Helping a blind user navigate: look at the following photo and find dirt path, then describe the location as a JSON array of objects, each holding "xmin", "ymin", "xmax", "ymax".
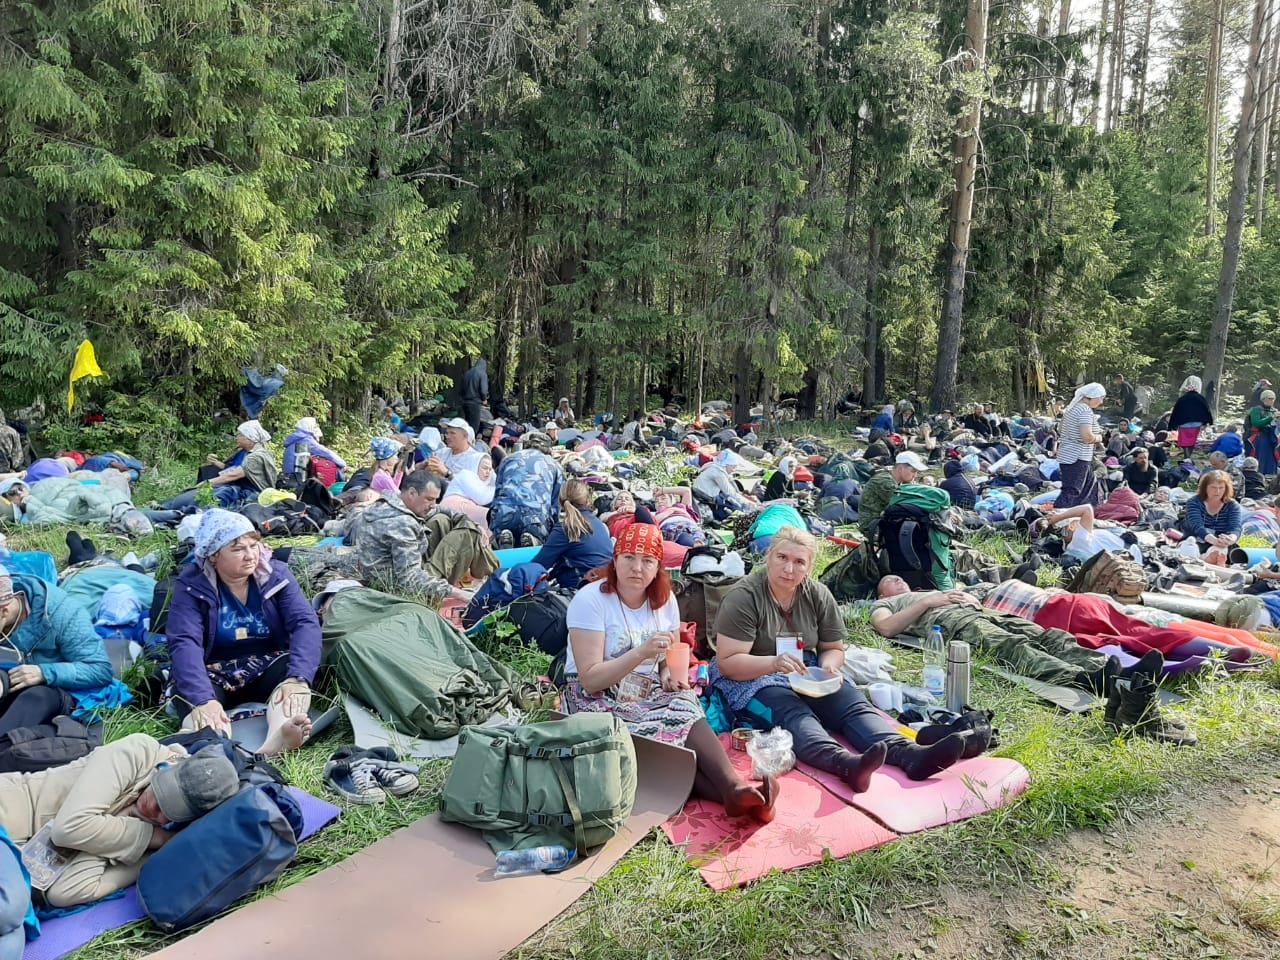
[{"xmin": 842, "ymin": 775, "xmax": 1280, "ymax": 960}]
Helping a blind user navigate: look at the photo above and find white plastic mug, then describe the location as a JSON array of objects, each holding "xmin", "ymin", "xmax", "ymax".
[{"xmin": 868, "ymin": 682, "xmax": 903, "ymax": 712}]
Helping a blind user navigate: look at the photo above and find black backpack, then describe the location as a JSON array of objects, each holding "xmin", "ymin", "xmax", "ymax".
[
  {"xmin": 237, "ymin": 499, "xmax": 325, "ymax": 537},
  {"xmin": 159, "ymin": 728, "xmax": 289, "ymax": 790},
  {"xmin": 0, "ymin": 716, "xmax": 101, "ymax": 773},
  {"xmin": 875, "ymin": 502, "xmax": 944, "ymax": 590},
  {"xmin": 504, "ymin": 591, "xmax": 572, "ymax": 657}
]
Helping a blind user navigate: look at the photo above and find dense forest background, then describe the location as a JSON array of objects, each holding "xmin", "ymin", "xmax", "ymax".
[{"xmin": 2, "ymin": 0, "xmax": 1279, "ymax": 429}]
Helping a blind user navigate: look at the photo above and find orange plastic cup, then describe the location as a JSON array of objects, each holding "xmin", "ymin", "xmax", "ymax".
[{"xmin": 665, "ymin": 642, "xmax": 691, "ymax": 678}]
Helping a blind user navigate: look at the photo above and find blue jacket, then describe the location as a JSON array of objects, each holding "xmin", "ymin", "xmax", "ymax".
[
  {"xmin": 532, "ymin": 512, "xmax": 613, "ymax": 590},
  {"xmin": 165, "ymin": 559, "xmax": 322, "ymax": 706},
  {"xmin": 1, "ymin": 574, "xmax": 111, "ymax": 690},
  {"xmin": 1210, "ymin": 433, "xmax": 1244, "ymax": 458},
  {"xmin": 282, "ymin": 429, "xmax": 348, "ymax": 475}
]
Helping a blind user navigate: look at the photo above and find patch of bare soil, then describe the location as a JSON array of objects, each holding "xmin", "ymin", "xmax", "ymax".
[{"xmin": 835, "ymin": 772, "xmax": 1280, "ymax": 960}]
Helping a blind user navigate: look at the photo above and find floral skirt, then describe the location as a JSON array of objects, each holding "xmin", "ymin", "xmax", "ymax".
[{"xmin": 562, "ymin": 681, "xmax": 702, "ymax": 745}]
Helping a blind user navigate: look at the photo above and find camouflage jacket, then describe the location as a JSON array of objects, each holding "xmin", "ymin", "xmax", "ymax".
[
  {"xmin": 0, "ymin": 417, "xmax": 21, "ymax": 474},
  {"xmin": 342, "ymin": 495, "xmax": 452, "ymax": 599}
]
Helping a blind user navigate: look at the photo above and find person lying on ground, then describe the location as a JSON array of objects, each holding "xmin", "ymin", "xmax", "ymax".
[
  {"xmin": 154, "ymin": 420, "xmax": 279, "ymax": 512},
  {"xmin": 1180, "ymin": 470, "xmax": 1242, "ymax": 550},
  {"xmin": 282, "ymin": 416, "xmax": 347, "ymax": 484},
  {"xmin": 532, "ymin": 479, "xmax": 613, "ymax": 590},
  {"xmin": 1, "ymin": 823, "xmax": 34, "ymax": 960},
  {"xmin": 427, "ymin": 419, "xmax": 484, "ymax": 478},
  {"xmin": 166, "ymin": 510, "xmax": 318, "ymax": 755},
  {"xmin": 857, "ymin": 451, "xmax": 927, "ymax": 536},
  {"xmin": 0, "ymin": 733, "xmax": 238, "ymax": 908},
  {"xmin": 978, "ymin": 577, "xmax": 1256, "ymax": 662},
  {"xmin": 648, "ymin": 486, "xmax": 708, "ymax": 546},
  {"xmin": 0, "ymin": 564, "xmax": 112, "ymax": 738},
  {"xmin": 870, "ymin": 574, "xmax": 1121, "ymax": 691},
  {"xmin": 564, "ymin": 524, "xmax": 777, "ymax": 822},
  {"xmin": 712, "ymin": 527, "xmax": 966, "ymax": 793}
]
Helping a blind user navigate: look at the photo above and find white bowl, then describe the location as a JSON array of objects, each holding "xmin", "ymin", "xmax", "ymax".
[{"xmin": 788, "ymin": 666, "xmax": 843, "ymax": 698}]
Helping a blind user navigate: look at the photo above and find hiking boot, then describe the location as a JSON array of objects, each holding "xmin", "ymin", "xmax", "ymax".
[
  {"xmin": 323, "ymin": 754, "xmax": 387, "ymax": 804},
  {"xmin": 1077, "ymin": 655, "xmax": 1121, "ymax": 695},
  {"xmin": 495, "ymin": 529, "xmax": 514, "ymax": 550},
  {"xmin": 1106, "ymin": 678, "xmax": 1196, "ymax": 745}
]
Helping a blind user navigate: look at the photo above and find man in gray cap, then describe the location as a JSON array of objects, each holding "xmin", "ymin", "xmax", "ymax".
[{"xmin": 0, "ymin": 734, "xmax": 238, "ymax": 908}]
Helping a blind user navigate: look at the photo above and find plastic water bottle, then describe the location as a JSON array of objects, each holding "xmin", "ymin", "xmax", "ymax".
[
  {"xmin": 923, "ymin": 626, "xmax": 946, "ymax": 699},
  {"xmin": 494, "ymin": 845, "xmax": 576, "ymax": 877}
]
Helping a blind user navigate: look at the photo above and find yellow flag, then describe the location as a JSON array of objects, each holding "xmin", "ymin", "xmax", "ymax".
[{"xmin": 68, "ymin": 339, "xmax": 104, "ymax": 411}]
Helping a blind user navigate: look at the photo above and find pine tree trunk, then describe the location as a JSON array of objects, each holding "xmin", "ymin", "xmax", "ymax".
[
  {"xmin": 732, "ymin": 343, "xmax": 753, "ymax": 424},
  {"xmin": 1035, "ymin": 12, "xmax": 1050, "ymax": 115},
  {"xmin": 931, "ymin": 0, "xmax": 989, "ymax": 415},
  {"xmin": 1206, "ymin": 0, "xmax": 1227, "ymax": 235},
  {"xmin": 1206, "ymin": 0, "xmax": 1270, "ymax": 413},
  {"xmin": 1134, "ymin": 0, "xmax": 1155, "ymax": 131},
  {"xmin": 1093, "ymin": 0, "xmax": 1110, "ymax": 128},
  {"xmin": 1054, "ymin": 0, "xmax": 1073, "ymax": 122},
  {"xmin": 863, "ymin": 223, "xmax": 882, "ymax": 405},
  {"xmin": 1105, "ymin": 0, "xmax": 1125, "ymax": 130},
  {"xmin": 1255, "ymin": 0, "xmax": 1279, "ymax": 233}
]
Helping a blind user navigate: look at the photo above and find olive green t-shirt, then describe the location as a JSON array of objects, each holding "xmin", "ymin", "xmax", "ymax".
[
  {"xmin": 714, "ymin": 569, "xmax": 846, "ymax": 657},
  {"xmin": 869, "ymin": 590, "xmax": 944, "ymax": 637}
]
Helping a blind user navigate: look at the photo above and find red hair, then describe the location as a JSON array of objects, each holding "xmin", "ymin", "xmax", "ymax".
[{"xmin": 590, "ymin": 562, "xmax": 673, "ymax": 609}]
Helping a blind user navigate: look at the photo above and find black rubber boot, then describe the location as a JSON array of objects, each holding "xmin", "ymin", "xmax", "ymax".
[{"xmin": 1107, "ymin": 678, "xmax": 1196, "ymax": 745}]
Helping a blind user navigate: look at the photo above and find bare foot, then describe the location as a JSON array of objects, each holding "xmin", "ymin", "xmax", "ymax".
[
  {"xmin": 750, "ymin": 774, "xmax": 779, "ymax": 825},
  {"xmin": 722, "ymin": 782, "xmax": 767, "ymax": 820},
  {"xmin": 260, "ymin": 714, "xmax": 312, "ymax": 757}
]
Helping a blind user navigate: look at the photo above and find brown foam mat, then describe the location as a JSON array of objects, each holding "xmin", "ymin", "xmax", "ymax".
[{"xmin": 148, "ymin": 732, "xmax": 696, "ymax": 960}]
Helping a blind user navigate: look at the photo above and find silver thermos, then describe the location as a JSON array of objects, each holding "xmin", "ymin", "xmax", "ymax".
[{"xmin": 945, "ymin": 641, "xmax": 971, "ymax": 714}]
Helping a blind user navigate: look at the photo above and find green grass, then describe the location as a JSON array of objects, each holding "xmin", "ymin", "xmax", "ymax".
[{"xmin": 6, "ymin": 451, "xmax": 1280, "ymax": 959}]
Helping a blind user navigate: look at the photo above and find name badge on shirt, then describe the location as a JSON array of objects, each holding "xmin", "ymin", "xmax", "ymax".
[{"xmin": 235, "ymin": 627, "xmax": 248, "ymax": 641}]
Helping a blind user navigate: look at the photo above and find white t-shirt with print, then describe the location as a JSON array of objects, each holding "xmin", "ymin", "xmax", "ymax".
[{"xmin": 564, "ymin": 580, "xmax": 680, "ymax": 677}]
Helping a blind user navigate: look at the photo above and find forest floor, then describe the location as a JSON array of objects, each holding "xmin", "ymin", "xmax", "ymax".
[{"xmin": 8, "ymin": 434, "xmax": 1280, "ymax": 960}]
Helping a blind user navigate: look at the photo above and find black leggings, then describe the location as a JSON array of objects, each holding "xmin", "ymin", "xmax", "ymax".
[
  {"xmin": 0, "ymin": 687, "xmax": 76, "ymax": 737},
  {"xmin": 172, "ymin": 656, "xmax": 293, "ymax": 719},
  {"xmin": 742, "ymin": 684, "xmax": 903, "ymax": 777}
]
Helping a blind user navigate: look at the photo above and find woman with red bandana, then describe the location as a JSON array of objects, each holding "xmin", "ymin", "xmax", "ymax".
[{"xmin": 564, "ymin": 524, "xmax": 777, "ymax": 822}]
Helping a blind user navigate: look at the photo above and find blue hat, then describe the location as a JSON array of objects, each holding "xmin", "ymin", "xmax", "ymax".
[{"xmin": 369, "ymin": 436, "xmax": 400, "ymax": 462}]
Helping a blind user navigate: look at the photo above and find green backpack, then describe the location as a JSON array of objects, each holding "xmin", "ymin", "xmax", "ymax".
[
  {"xmin": 878, "ymin": 484, "xmax": 962, "ymax": 591},
  {"xmin": 439, "ymin": 714, "xmax": 637, "ymax": 857}
]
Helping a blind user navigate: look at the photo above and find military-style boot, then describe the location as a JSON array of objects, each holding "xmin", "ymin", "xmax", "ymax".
[{"xmin": 1107, "ymin": 678, "xmax": 1196, "ymax": 745}]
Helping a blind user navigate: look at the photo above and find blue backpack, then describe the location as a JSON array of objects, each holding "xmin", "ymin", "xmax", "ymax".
[{"xmin": 136, "ymin": 784, "xmax": 300, "ymax": 932}]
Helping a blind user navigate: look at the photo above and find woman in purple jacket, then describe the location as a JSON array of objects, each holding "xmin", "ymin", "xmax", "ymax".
[{"xmin": 166, "ymin": 510, "xmax": 320, "ymax": 755}]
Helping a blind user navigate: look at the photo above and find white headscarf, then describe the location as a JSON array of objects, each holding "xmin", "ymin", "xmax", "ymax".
[
  {"xmin": 296, "ymin": 416, "xmax": 320, "ymax": 438},
  {"xmin": 882, "ymin": 404, "xmax": 894, "ymax": 417},
  {"xmin": 237, "ymin": 420, "xmax": 271, "ymax": 445},
  {"xmin": 447, "ymin": 469, "xmax": 495, "ymax": 506},
  {"xmin": 1181, "ymin": 375, "xmax": 1202, "ymax": 393},
  {"xmin": 1070, "ymin": 383, "xmax": 1106, "ymax": 406}
]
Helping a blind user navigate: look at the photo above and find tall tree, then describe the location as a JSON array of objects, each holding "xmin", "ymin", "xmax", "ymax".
[
  {"xmin": 1205, "ymin": 0, "xmax": 1271, "ymax": 410},
  {"xmin": 1206, "ymin": 0, "xmax": 1228, "ymax": 234},
  {"xmin": 932, "ymin": 0, "xmax": 990, "ymax": 413}
]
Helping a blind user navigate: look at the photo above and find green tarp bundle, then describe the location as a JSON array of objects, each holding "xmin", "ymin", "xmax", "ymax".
[{"xmin": 321, "ymin": 588, "xmax": 520, "ymax": 739}]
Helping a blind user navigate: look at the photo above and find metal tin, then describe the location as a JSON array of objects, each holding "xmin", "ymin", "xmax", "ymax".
[
  {"xmin": 731, "ymin": 728, "xmax": 755, "ymax": 752},
  {"xmin": 944, "ymin": 640, "xmax": 971, "ymax": 714}
]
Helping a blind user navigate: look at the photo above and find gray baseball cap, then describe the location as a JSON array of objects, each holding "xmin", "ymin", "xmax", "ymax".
[{"xmin": 151, "ymin": 745, "xmax": 240, "ymax": 823}]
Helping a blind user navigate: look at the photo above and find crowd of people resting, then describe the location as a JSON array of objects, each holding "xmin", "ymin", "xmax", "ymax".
[{"xmin": 2, "ymin": 370, "xmax": 1280, "ymax": 951}]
